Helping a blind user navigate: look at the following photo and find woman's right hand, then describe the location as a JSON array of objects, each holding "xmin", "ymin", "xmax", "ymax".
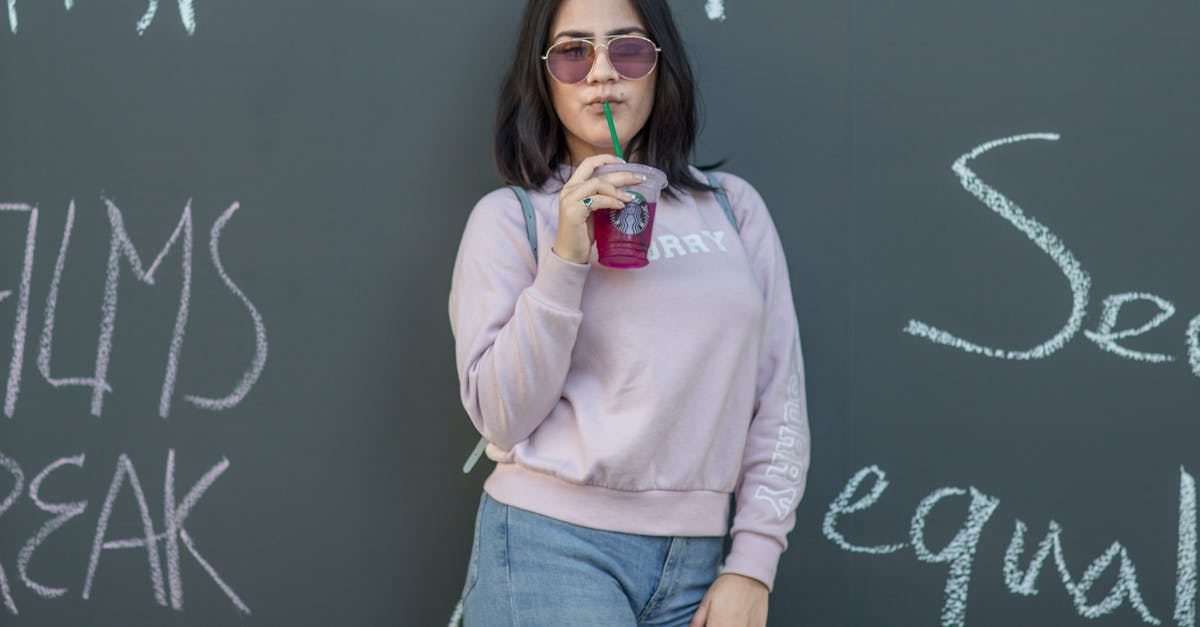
[{"xmin": 553, "ymin": 154, "xmax": 648, "ymax": 264}]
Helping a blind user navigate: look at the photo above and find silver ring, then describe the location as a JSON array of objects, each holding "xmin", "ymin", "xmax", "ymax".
[{"xmin": 581, "ymin": 196, "xmax": 593, "ymax": 209}]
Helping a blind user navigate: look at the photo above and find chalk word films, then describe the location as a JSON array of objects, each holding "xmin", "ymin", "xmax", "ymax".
[{"xmin": 0, "ymin": 198, "xmax": 267, "ymax": 419}]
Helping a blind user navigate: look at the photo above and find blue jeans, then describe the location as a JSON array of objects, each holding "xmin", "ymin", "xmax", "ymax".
[{"xmin": 461, "ymin": 493, "xmax": 724, "ymax": 626}]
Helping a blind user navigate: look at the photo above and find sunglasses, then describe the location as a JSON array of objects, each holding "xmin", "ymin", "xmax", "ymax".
[{"xmin": 541, "ymin": 35, "xmax": 660, "ymax": 85}]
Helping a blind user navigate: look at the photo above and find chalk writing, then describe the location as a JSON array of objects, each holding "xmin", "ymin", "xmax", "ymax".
[
  {"xmin": 136, "ymin": 0, "xmax": 196, "ymax": 36},
  {"xmin": 1189, "ymin": 315, "xmax": 1200, "ymax": 378},
  {"xmin": 0, "ymin": 205, "xmax": 35, "ymax": 419},
  {"xmin": 825, "ymin": 464, "xmax": 1186, "ymax": 625},
  {"xmin": 910, "ymin": 487, "xmax": 999, "ymax": 627},
  {"xmin": 5, "ymin": 0, "xmax": 197, "ymax": 35},
  {"xmin": 1005, "ymin": 520, "xmax": 1159, "ymax": 624},
  {"xmin": 822, "ymin": 464, "xmax": 905, "ymax": 554},
  {"xmin": 1178, "ymin": 468, "xmax": 1197, "ymax": 627},
  {"xmin": 905, "ymin": 134, "xmax": 1200, "ymax": 379},
  {"xmin": 1084, "ymin": 293, "xmax": 1176, "ymax": 363},
  {"xmin": 0, "ymin": 450, "xmax": 248, "ymax": 615},
  {"xmin": 904, "ymin": 133, "xmax": 1090, "ymax": 360},
  {"xmin": 2, "ymin": 198, "xmax": 268, "ymax": 418},
  {"xmin": 184, "ymin": 202, "xmax": 268, "ymax": 412},
  {"xmin": 18, "ymin": 454, "xmax": 86, "ymax": 600},
  {"xmin": 705, "ymin": 0, "xmax": 726, "ymax": 21},
  {"xmin": 0, "ymin": 453, "xmax": 24, "ymax": 614}
]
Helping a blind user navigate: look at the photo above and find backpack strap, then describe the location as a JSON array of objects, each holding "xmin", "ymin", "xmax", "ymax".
[
  {"xmin": 509, "ymin": 184, "xmax": 539, "ymax": 258},
  {"xmin": 703, "ymin": 171, "xmax": 740, "ymax": 234},
  {"xmin": 462, "ymin": 186, "xmax": 539, "ymax": 474}
]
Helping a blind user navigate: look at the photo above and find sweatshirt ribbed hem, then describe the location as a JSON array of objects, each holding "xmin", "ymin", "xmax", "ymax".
[
  {"xmin": 720, "ymin": 531, "xmax": 784, "ymax": 592},
  {"xmin": 484, "ymin": 463, "xmax": 730, "ymax": 537}
]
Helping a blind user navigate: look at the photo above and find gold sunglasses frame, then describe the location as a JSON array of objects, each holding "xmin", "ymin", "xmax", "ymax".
[{"xmin": 541, "ymin": 35, "xmax": 661, "ymax": 84}]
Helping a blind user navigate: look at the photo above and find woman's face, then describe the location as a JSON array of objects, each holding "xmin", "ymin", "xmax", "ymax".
[{"xmin": 546, "ymin": 0, "xmax": 657, "ymax": 166}]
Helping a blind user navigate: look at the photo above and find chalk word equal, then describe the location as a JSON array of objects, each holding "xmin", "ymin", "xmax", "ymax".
[{"xmin": 824, "ymin": 464, "xmax": 1195, "ymax": 626}]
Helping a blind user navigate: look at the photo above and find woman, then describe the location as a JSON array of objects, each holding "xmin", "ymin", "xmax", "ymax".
[{"xmin": 448, "ymin": 0, "xmax": 810, "ymax": 624}]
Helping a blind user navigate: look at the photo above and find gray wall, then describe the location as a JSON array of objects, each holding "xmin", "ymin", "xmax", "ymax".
[{"xmin": 1, "ymin": 1, "xmax": 1198, "ymax": 625}]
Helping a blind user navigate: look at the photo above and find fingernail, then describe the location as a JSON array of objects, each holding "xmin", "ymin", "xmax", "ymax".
[
  {"xmin": 623, "ymin": 192, "xmax": 634, "ymax": 200},
  {"xmin": 639, "ymin": 175, "xmax": 647, "ymax": 181}
]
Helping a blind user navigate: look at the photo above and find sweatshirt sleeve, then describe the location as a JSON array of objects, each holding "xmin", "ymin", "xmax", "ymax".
[
  {"xmin": 448, "ymin": 188, "xmax": 591, "ymax": 451},
  {"xmin": 714, "ymin": 174, "xmax": 811, "ymax": 592}
]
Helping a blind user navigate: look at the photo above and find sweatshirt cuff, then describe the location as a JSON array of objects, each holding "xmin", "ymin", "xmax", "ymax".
[
  {"xmin": 526, "ymin": 249, "xmax": 590, "ymax": 312},
  {"xmin": 720, "ymin": 531, "xmax": 783, "ymax": 592}
]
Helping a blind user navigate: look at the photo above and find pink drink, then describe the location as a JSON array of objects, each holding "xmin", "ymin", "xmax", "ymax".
[{"xmin": 590, "ymin": 163, "xmax": 668, "ymax": 268}]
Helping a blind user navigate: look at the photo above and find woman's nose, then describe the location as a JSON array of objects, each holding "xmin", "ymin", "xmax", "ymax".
[{"xmin": 585, "ymin": 44, "xmax": 619, "ymax": 83}]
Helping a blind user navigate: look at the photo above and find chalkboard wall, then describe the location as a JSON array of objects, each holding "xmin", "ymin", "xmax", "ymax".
[{"xmin": 2, "ymin": 1, "xmax": 1199, "ymax": 625}]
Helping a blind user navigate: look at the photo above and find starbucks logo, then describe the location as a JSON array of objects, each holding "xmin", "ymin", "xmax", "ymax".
[{"xmin": 610, "ymin": 194, "xmax": 650, "ymax": 235}]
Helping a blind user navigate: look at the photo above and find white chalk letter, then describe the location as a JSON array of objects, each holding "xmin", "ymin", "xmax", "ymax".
[
  {"xmin": 1188, "ymin": 313, "xmax": 1200, "ymax": 379},
  {"xmin": 184, "ymin": 202, "xmax": 268, "ymax": 411},
  {"xmin": 1084, "ymin": 292, "xmax": 1176, "ymax": 363},
  {"xmin": 83, "ymin": 454, "xmax": 167, "ymax": 606},
  {"xmin": 136, "ymin": 0, "xmax": 196, "ymax": 36},
  {"xmin": 1006, "ymin": 517, "xmax": 1160, "ymax": 624},
  {"xmin": 163, "ymin": 449, "xmax": 250, "ymax": 614},
  {"xmin": 1178, "ymin": 467, "xmax": 1197, "ymax": 627},
  {"xmin": 0, "ymin": 204, "xmax": 37, "ymax": 418},
  {"xmin": 77, "ymin": 199, "xmax": 193, "ymax": 417},
  {"xmin": 0, "ymin": 454, "xmax": 24, "ymax": 614},
  {"xmin": 37, "ymin": 202, "xmax": 114, "ymax": 410},
  {"xmin": 705, "ymin": 0, "xmax": 725, "ymax": 21},
  {"xmin": 905, "ymin": 133, "xmax": 1091, "ymax": 360},
  {"xmin": 822, "ymin": 465, "xmax": 905, "ymax": 554},
  {"xmin": 910, "ymin": 486, "xmax": 1000, "ymax": 627},
  {"xmin": 1070, "ymin": 541, "xmax": 1160, "ymax": 624},
  {"xmin": 19, "ymin": 454, "xmax": 87, "ymax": 598},
  {"xmin": 1004, "ymin": 519, "xmax": 1066, "ymax": 596}
]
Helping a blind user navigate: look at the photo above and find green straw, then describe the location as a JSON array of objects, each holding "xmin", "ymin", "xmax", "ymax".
[
  {"xmin": 604, "ymin": 101, "xmax": 644, "ymax": 203},
  {"xmin": 603, "ymin": 102, "xmax": 624, "ymax": 160}
]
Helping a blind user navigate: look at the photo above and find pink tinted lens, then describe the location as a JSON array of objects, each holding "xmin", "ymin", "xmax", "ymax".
[
  {"xmin": 546, "ymin": 40, "xmax": 594, "ymax": 83},
  {"xmin": 608, "ymin": 37, "xmax": 657, "ymax": 79}
]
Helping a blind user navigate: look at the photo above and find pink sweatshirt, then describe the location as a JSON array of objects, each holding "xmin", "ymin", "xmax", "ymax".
[{"xmin": 448, "ymin": 166, "xmax": 811, "ymax": 590}]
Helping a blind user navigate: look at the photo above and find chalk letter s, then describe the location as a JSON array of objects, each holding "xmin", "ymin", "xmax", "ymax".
[
  {"xmin": 905, "ymin": 133, "xmax": 1091, "ymax": 361},
  {"xmin": 184, "ymin": 202, "xmax": 268, "ymax": 411}
]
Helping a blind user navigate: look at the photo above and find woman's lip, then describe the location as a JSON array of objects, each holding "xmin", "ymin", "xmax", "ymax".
[{"xmin": 586, "ymin": 101, "xmax": 620, "ymax": 113}]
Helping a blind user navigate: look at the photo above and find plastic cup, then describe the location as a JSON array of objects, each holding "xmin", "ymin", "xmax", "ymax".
[{"xmin": 590, "ymin": 163, "xmax": 668, "ymax": 268}]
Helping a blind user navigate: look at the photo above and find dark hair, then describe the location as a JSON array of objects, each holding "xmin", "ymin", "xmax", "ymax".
[{"xmin": 494, "ymin": 0, "xmax": 718, "ymax": 198}]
